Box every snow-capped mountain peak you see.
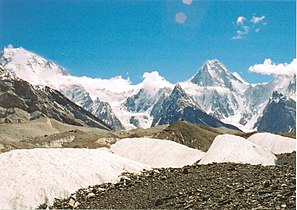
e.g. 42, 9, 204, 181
0, 46, 68, 86
190, 59, 249, 93
205, 59, 228, 73
165, 84, 201, 110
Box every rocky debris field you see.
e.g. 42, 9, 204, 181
41, 152, 296, 209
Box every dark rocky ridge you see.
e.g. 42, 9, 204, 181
255, 91, 296, 133
43, 152, 296, 209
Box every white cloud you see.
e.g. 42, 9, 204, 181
175, 12, 187, 24
65, 75, 135, 100
232, 34, 243, 40
140, 71, 173, 95
236, 16, 246, 25
251, 16, 265, 24
232, 25, 250, 40
182, 0, 193, 5
232, 15, 267, 40
249, 58, 297, 76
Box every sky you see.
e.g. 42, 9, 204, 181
0, 0, 296, 84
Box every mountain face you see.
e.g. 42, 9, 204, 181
151, 84, 240, 130
59, 84, 124, 130
241, 74, 296, 129
1, 46, 295, 132
88, 98, 124, 130
0, 65, 110, 130
254, 91, 296, 133
60, 84, 93, 109
124, 88, 165, 113
185, 60, 247, 121
183, 85, 241, 119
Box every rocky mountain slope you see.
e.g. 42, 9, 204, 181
0, 65, 110, 130
1, 46, 295, 132
88, 97, 124, 130
151, 84, 239, 130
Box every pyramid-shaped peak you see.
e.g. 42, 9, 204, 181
173, 84, 183, 91
169, 84, 200, 108
205, 59, 222, 65
203, 59, 228, 72
190, 59, 248, 92
171, 84, 186, 97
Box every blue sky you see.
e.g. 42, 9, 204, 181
0, 0, 295, 84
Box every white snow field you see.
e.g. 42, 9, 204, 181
110, 137, 205, 168
0, 148, 149, 209
247, 133, 296, 154
199, 134, 277, 166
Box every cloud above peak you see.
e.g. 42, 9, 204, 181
232, 15, 266, 40
140, 71, 173, 94
249, 58, 296, 76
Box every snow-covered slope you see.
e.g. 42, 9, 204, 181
59, 84, 93, 108
0, 47, 67, 87
247, 133, 296, 154
110, 137, 205, 168
180, 82, 243, 120
199, 134, 276, 165
0, 148, 149, 209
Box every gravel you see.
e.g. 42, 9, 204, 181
40, 152, 296, 209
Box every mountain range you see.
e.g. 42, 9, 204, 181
0, 46, 295, 132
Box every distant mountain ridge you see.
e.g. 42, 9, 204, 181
1, 46, 295, 132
